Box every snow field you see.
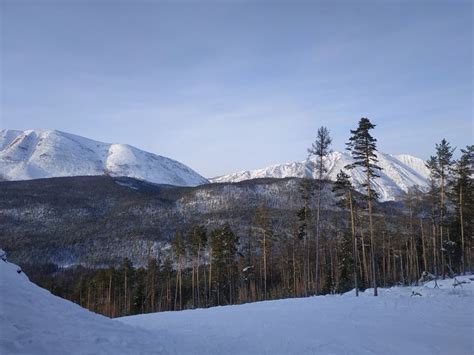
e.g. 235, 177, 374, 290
119, 277, 473, 355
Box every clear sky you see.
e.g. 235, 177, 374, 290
1, 0, 472, 178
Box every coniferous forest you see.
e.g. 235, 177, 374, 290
22, 118, 473, 318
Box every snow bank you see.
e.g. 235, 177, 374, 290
0, 254, 168, 355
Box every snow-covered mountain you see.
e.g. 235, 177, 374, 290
0, 129, 208, 186
0, 129, 430, 200
211, 151, 430, 201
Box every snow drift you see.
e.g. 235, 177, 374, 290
0, 129, 208, 187
0, 250, 168, 354
211, 151, 431, 201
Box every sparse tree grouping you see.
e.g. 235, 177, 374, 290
25, 118, 473, 317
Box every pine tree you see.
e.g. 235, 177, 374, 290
332, 170, 358, 296
401, 187, 424, 284
171, 231, 185, 310
187, 225, 207, 308
426, 155, 441, 279
146, 258, 159, 312
308, 126, 332, 294
106, 267, 115, 317
133, 268, 146, 314
161, 256, 174, 310
210, 224, 239, 305
297, 179, 314, 295
121, 258, 133, 315
336, 232, 353, 294
449, 145, 473, 273
254, 204, 273, 300
346, 117, 382, 296
222, 224, 239, 305
428, 139, 455, 277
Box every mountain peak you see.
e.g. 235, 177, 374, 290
0, 129, 208, 186
211, 151, 430, 201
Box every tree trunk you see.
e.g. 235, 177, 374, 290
124, 269, 128, 315
420, 218, 428, 272
315, 184, 322, 294
367, 183, 378, 296
459, 185, 465, 274
360, 230, 369, 286
192, 262, 195, 308
108, 273, 112, 317
263, 230, 267, 300
440, 170, 446, 278
209, 248, 212, 305
179, 262, 182, 310
174, 263, 179, 310
197, 250, 201, 307
382, 232, 386, 287
293, 234, 297, 296
349, 191, 358, 296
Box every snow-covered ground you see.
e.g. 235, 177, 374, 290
1, 252, 472, 355
120, 280, 473, 355
0, 253, 167, 355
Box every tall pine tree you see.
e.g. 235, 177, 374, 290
297, 179, 314, 295
346, 118, 382, 296
171, 231, 185, 310
426, 155, 441, 278
308, 126, 332, 294
333, 170, 359, 296
254, 204, 274, 300
187, 225, 207, 308
427, 139, 455, 277
449, 145, 473, 273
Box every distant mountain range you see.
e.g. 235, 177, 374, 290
0, 129, 430, 201
0, 129, 208, 186
211, 151, 430, 201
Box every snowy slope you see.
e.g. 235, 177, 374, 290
1, 249, 472, 355
0, 129, 208, 186
211, 151, 430, 201
0, 251, 168, 355
121, 277, 474, 355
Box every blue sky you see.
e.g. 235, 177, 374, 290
1, 0, 472, 177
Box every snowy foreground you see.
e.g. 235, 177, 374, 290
0, 256, 167, 355
120, 281, 473, 355
1, 256, 473, 355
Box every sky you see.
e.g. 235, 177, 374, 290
1, 0, 472, 178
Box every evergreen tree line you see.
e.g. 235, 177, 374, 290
27, 118, 473, 317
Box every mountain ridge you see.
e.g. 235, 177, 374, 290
211, 151, 430, 201
0, 129, 208, 187
0, 129, 430, 200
